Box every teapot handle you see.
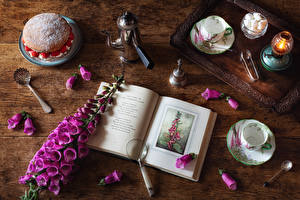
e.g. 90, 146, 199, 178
132, 33, 154, 69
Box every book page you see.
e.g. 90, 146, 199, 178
144, 97, 216, 181
87, 83, 159, 160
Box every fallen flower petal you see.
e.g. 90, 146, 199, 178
201, 88, 224, 100
24, 117, 36, 136
98, 170, 122, 186
66, 73, 78, 90
226, 96, 239, 110
79, 65, 91, 81
8, 112, 23, 129
176, 153, 196, 169
218, 169, 237, 190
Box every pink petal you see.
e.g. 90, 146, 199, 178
79, 66, 91, 81
48, 182, 60, 195
8, 113, 23, 129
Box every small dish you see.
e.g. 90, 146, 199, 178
241, 12, 268, 39
226, 119, 276, 165
190, 17, 235, 54
19, 15, 82, 67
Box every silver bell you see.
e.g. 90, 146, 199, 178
169, 59, 187, 87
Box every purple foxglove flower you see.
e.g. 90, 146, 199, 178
66, 124, 82, 136
87, 99, 97, 103
61, 175, 70, 185
78, 131, 89, 143
46, 162, 59, 177
78, 144, 89, 159
64, 147, 77, 163
84, 103, 96, 108
98, 170, 122, 186
66, 73, 78, 90
108, 97, 113, 104
201, 88, 224, 100
24, 118, 36, 136
26, 161, 37, 174
82, 107, 94, 114
35, 157, 46, 171
51, 173, 62, 185
94, 114, 101, 124
49, 150, 62, 162
218, 169, 237, 190
8, 113, 23, 129
100, 105, 106, 113
74, 112, 89, 119
226, 96, 239, 110
35, 147, 46, 158
44, 139, 63, 150
175, 153, 196, 169
98, 98, 105, 104
60, 161, 73, 176
79, 65, 91, 81
87, 121, 95, 134
48, 131, 58, 141
19, 174, 32, 184
101, 91, 107, 95
57, 132, 73, 145
36, 172, 49, 187
69, 117, 84, 127
48, 182, 60, 195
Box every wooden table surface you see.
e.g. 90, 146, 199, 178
0, 0, 299, 199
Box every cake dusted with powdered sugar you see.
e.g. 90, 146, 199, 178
22, 13, 74, 60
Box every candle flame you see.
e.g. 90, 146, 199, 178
277, 39, 286, 50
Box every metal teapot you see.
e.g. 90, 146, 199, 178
103, 11, 154, 69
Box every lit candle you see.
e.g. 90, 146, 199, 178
274, 39, 286, 54
271, 31, 293, 56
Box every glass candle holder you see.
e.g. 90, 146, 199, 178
260, 31, 293, 71
271, 31, 294, 56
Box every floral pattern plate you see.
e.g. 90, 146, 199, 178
190, 17, 235, 54
18, 15, 82, 67
226, 119, 276, 165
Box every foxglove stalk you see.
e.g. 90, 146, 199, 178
79, 64, 91, 81
19, 75, 125, 199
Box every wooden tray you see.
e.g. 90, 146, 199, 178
170, 0, 300, 113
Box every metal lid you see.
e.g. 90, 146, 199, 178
117, 11, 138, 30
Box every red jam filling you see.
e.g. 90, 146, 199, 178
23, 31, 74, 58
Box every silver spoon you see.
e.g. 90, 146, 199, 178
263, 160, 293, 187
14, 68, 52, 113
203, 41, 235, 52
138, 145, 154, 197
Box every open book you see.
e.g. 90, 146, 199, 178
87, 83, 217, 181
